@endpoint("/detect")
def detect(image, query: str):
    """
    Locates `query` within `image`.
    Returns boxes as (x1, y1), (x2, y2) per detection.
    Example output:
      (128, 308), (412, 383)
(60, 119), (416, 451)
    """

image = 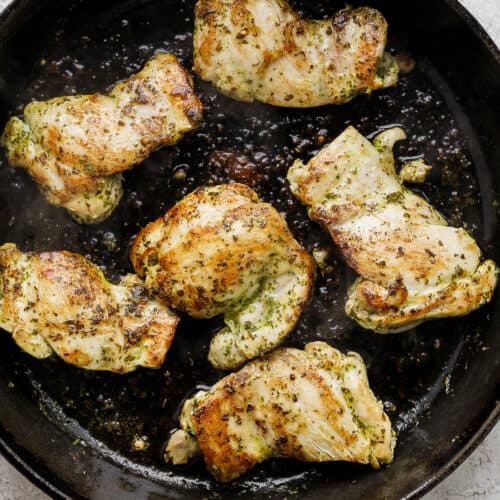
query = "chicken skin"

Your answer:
(193, 0), (399, 107)
(130, 183), (314, 369)
(288, 126), (498, 333)
(0, 243), (179, 373)
(1, 53), (203, 224)
(165, 341), (395, 482)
